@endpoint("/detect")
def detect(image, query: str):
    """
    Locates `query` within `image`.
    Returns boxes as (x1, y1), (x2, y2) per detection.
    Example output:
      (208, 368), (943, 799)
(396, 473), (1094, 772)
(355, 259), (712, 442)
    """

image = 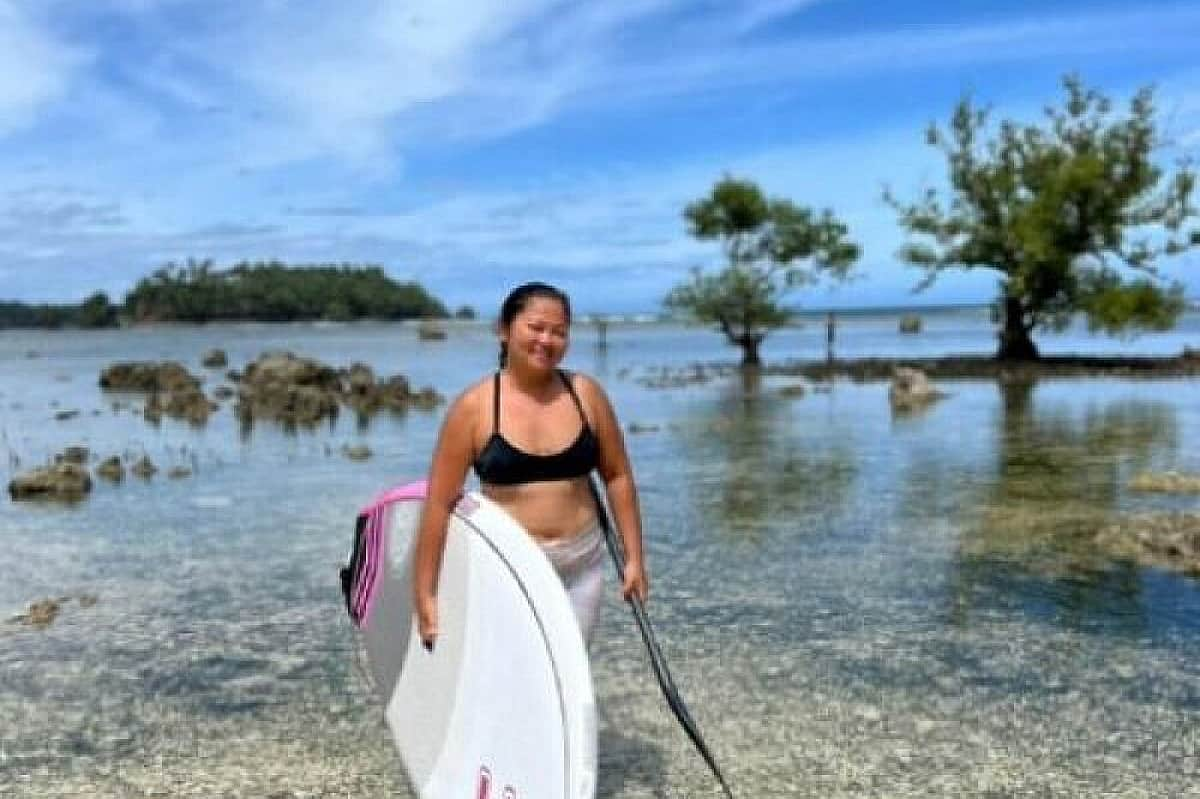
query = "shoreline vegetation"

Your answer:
(782, 352), (1200, 380)
(2, 260), (1197, 377)
(634, 353), (1200, 387)
(0, 260), (450, 329)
